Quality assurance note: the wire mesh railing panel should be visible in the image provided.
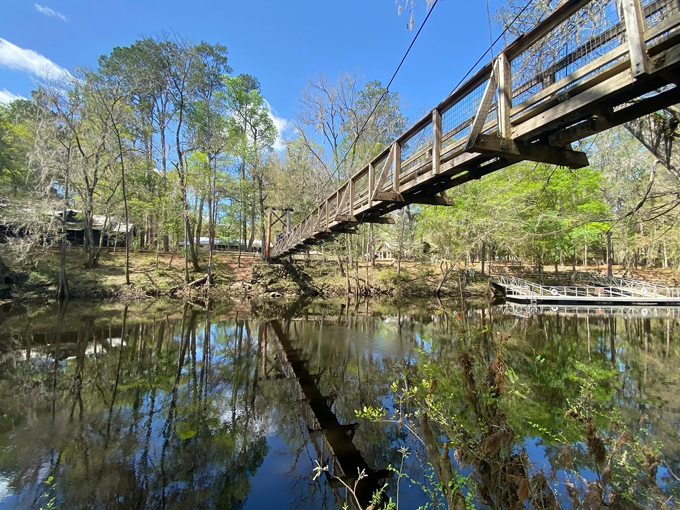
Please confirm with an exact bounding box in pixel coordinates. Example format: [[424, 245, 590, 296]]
[[511, 0, 625, 110], [329, 194, 339, 219], [371, 154, 393, 193], [354, 173, 369, 209], [483, 104, 499, 133], [441, 79, 489, 153], [400, 121, 433, 175], [643, 0, 679, 29], [512, 80, 542, 108]]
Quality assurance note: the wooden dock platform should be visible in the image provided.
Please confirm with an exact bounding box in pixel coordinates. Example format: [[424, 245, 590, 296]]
[[492, 275, 680, 305]]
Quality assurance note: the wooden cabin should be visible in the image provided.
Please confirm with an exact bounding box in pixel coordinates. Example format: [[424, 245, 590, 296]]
[[375, 242, 395, 261]]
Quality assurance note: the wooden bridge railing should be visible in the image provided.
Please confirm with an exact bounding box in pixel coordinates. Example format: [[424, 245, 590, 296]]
[[271, 0, 680, 259]]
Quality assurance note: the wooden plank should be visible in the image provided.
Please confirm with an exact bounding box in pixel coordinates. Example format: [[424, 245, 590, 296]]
[[510, 61, 628, 127], [513, 42, 680, 140], [335, 184, 349, 220], [374, 191, 404, 202], [549, 87, 680, 145], [368, 163, 375, 207], [622, 0, 651, 77], [470, 133, 589, 168], [350, 179, 356, 220], [513, 67, 634, 140], [393, 142, 401, 193], [497, 53, 512, 138], [325, 200, 329, 231], [465, 72, 496, 150], [265, 209, 272, 259], [371, 146, 393, 202], [548, 114, 612, 146], [409, 195, 455, 206], [401, 142, 432, 171], [432, 109, 442, 174], [360, 217, 395, 224]]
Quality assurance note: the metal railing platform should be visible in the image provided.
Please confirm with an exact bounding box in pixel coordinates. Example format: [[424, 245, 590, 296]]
[[492, 275, 680, 305]]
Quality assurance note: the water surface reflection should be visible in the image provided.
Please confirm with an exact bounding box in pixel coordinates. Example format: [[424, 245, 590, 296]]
[[0, 298, 678, 509]]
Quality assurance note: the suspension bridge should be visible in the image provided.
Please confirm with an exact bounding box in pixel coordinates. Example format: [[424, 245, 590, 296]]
[[268, 0, 680, 260]]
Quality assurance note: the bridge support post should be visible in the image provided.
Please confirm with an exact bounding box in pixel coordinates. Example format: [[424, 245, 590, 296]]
[[392, 142, 401, 193], [368, 163, 375, 207], [265, 209, 272, 261], [496, 53, 512, 139], [622, 0, 651, 77], [432, 109, 442, 174]]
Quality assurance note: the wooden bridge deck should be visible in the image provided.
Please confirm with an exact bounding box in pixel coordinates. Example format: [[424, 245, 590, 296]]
[[270, 0, 680, 259]]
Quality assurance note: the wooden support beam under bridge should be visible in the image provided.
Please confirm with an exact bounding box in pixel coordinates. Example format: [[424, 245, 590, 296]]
[[270, 0, 680, 260]]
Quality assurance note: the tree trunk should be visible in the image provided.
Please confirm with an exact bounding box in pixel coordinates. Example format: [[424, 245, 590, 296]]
[[0, 256, 9, 281], [195, 192, 205, 246], [584, 242, 588, 269], [160, 123, 170, 253], [258, 176, 266, 261], [207, 156, 217, 287], [606, 230, 613, 277], [248, 208, 256, 251], [57, 149, 71, 300], [185, 214, 200, 272], [481, 241, 486, 276], [84, 197, 99, 269]]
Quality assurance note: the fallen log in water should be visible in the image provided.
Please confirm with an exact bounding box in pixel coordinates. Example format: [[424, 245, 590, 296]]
[[169, 273, 215, 297]]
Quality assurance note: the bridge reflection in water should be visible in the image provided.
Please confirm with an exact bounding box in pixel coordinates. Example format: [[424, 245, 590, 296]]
[[266, 320, 390, 508]]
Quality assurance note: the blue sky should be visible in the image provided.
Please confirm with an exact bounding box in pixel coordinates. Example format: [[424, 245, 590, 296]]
[[1, 0, 502, 142]]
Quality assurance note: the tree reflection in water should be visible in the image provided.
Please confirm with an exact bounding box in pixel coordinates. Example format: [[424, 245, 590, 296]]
[[0, 299, 678, 509]]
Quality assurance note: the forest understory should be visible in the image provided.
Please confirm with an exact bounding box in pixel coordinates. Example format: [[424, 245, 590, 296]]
[[3, 248, 678, 304]]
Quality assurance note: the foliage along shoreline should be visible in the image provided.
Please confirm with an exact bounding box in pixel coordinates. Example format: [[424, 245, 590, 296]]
[[0, 249, 502, 303]]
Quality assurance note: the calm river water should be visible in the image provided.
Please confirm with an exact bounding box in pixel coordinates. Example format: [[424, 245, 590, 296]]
[[0, 298, 678, 509]]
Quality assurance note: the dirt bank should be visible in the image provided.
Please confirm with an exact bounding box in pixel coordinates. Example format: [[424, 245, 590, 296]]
[[0, 250, 497, 302]]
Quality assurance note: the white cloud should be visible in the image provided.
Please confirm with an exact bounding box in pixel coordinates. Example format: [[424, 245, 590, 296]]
[[34, 3, 67, 21], [0, 38, 72, 83], [265, 100, 293, 152], [0, 89, 26, 104]]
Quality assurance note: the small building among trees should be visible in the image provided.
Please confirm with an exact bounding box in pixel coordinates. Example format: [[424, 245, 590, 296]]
[[375, 242, 395, 262], [59, 210, 134, 247]]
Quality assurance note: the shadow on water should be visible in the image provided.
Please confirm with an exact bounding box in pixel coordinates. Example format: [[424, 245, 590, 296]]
[[0, 296, 679, 509]]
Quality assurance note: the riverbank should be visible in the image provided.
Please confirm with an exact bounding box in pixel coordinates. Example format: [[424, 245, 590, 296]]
[[0, 250, 258, 301], [0, 249, 495, 302], [2, 249, 677, 303]]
